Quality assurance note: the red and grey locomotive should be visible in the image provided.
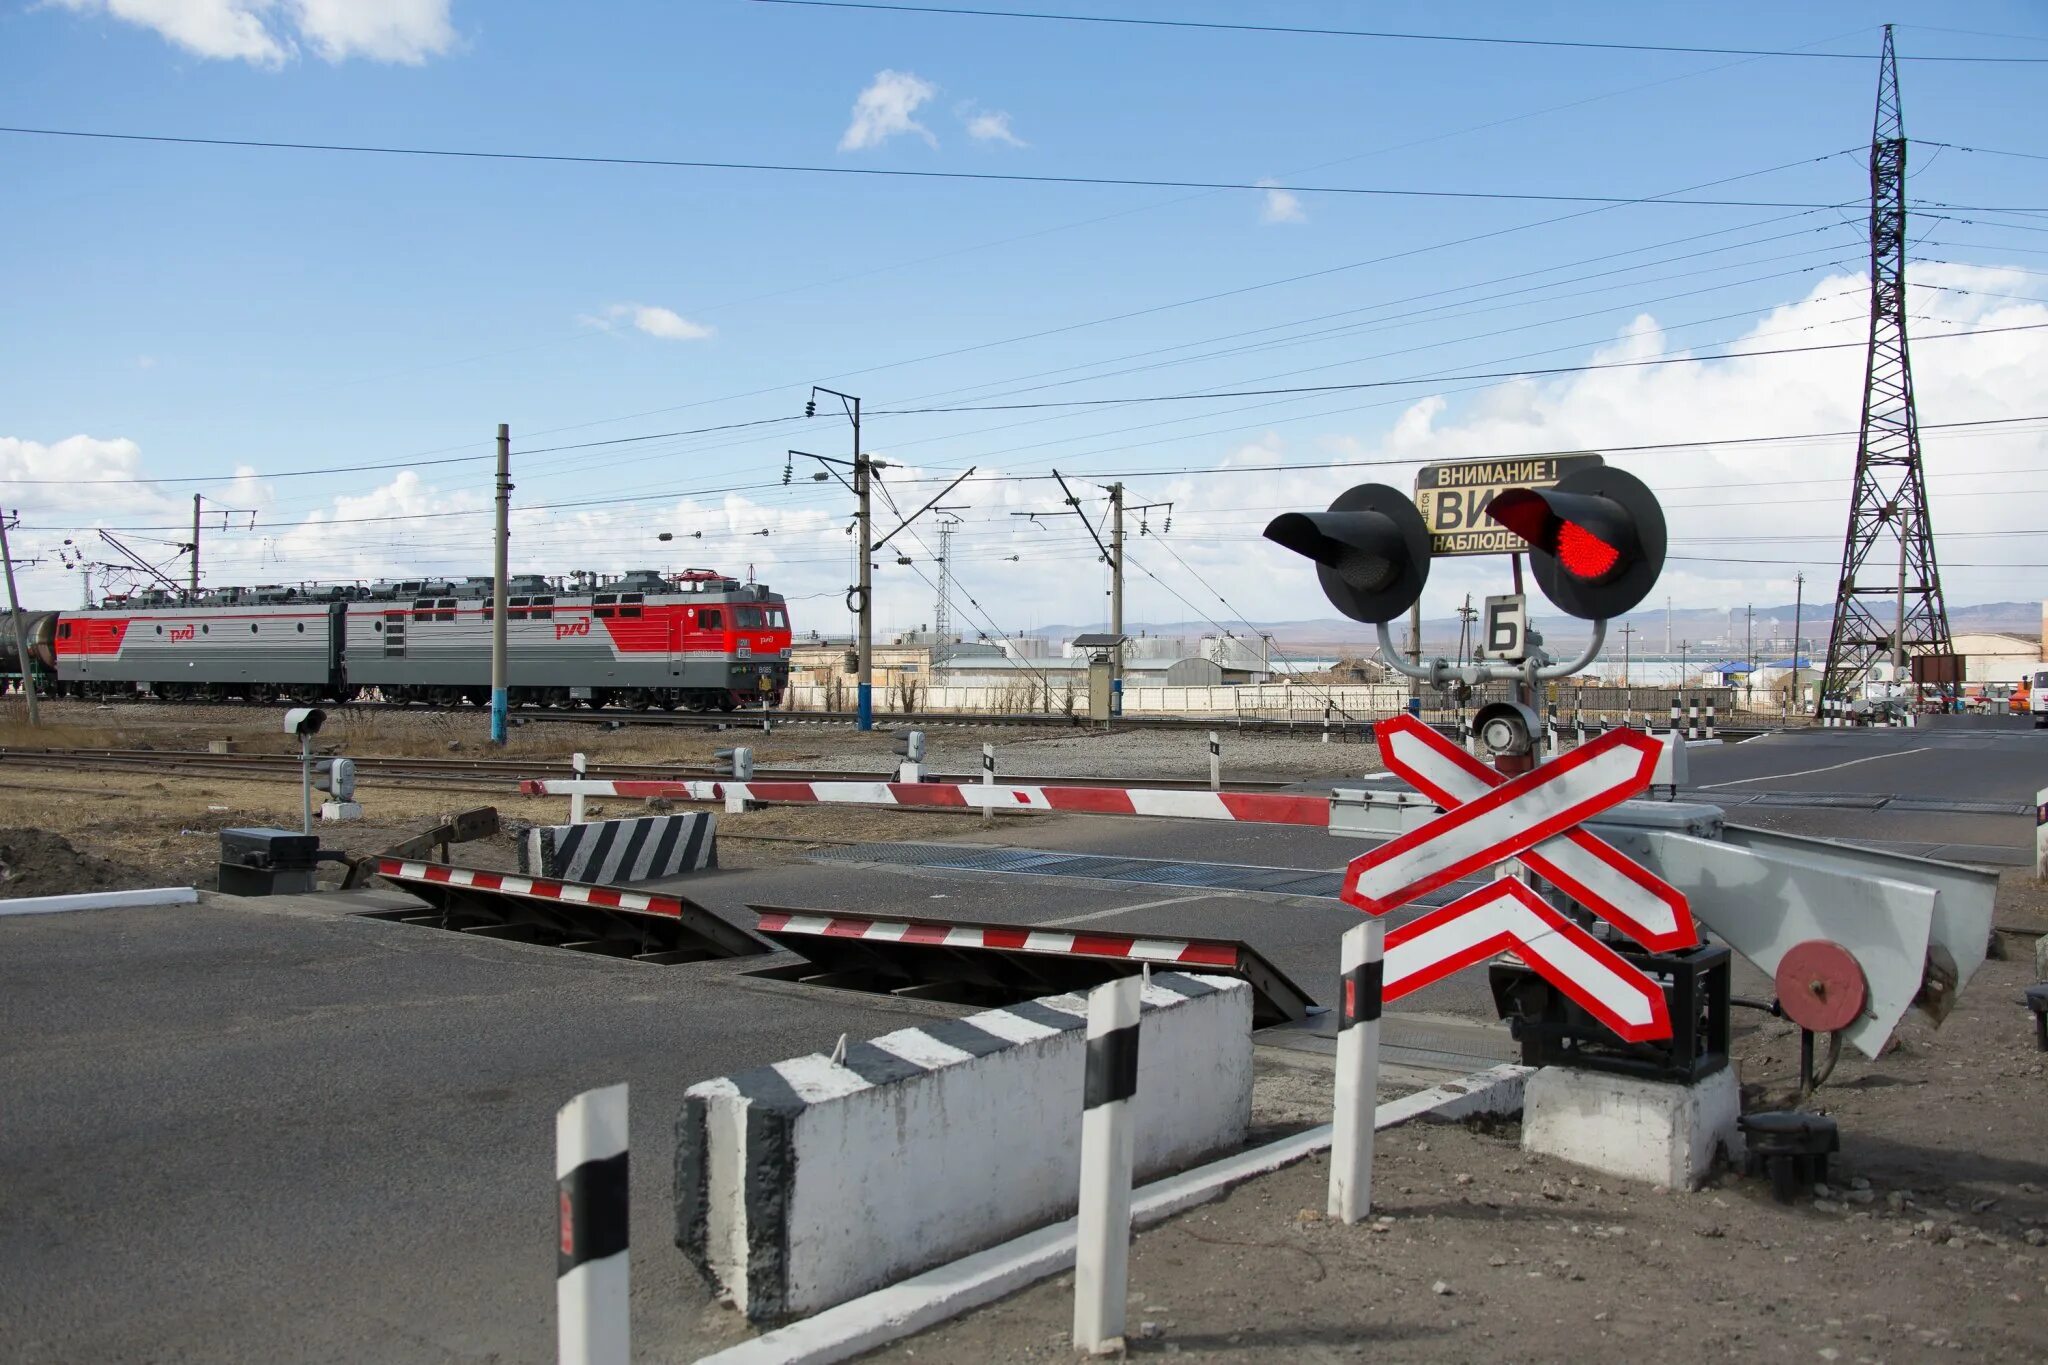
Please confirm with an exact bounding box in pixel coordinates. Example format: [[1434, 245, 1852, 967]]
[[43, 568, 791, 711]]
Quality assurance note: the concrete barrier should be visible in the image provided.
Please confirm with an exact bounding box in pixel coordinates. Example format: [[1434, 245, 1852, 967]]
[[675, 972, 1252, 1321], [519, 812, 716, 884]]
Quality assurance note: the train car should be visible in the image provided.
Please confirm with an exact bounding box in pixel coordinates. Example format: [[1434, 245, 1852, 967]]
[[51, 586, 347, 702], [343, 569, 791, 710]]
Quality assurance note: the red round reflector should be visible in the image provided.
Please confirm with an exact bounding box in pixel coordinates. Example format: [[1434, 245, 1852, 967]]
[[1557, 521, 1621, 579]]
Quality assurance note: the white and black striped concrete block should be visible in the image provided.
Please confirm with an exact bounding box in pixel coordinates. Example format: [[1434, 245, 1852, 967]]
[[674, 972, 1251, 1321], [520, 812, 717, 884]]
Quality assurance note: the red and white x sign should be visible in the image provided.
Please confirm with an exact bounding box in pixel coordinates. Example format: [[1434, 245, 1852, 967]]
[[1351, 715, 1697, 952], [1345, 716, 1692, 1043]]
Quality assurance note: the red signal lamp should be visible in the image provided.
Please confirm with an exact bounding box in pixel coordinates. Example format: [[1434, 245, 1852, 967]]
[[1487, 466, 1666, 620]]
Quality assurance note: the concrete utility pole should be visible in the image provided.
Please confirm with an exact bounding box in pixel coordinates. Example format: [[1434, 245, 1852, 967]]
[[1619, 621, 1635, 688], [1108, 482, 1124, 714], [855, 443, 873, 731], [190, 493, 201, 595], [1792, 571, 1805, 705], [1745, 604, 1755, 706], [491, 423, 511, 746], [810, 388, 871, 729], [1, 509, 40, 726]]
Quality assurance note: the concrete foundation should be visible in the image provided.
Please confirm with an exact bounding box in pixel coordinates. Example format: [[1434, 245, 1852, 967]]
[[1521, 1065, 1741, 1190], [319, 801, 363, 822]]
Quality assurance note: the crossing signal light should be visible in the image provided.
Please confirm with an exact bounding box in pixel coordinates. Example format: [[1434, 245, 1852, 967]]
[[714, 746, 754, 780], [1262, 483, 1431, 625], [1487, 466, 1666, 621], [894, 729, 926, 762], [312, 757, 356, 801]]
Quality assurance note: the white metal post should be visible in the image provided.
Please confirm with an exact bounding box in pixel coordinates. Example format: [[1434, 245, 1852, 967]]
[[1328, 918, 1385, 1223], [1322, 704, 1331, 745], [982, 742, 995, 827], [556, 1082, 629, 1365], [1073, 974, 1142, 1356], [1208, 731, 1220, 791], [299, 732, 314, 836], [569, 752, 588, 825]]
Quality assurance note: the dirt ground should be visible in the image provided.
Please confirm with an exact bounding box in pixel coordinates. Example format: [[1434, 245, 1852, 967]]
[[0, 761, 1017, 894], [875, 905, 2048, 1363]]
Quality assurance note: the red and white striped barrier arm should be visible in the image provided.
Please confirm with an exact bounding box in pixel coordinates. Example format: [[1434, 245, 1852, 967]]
[[753, 910, 1242, 969], [375, 857, 690, 920], [519, 778, 1329, 828]]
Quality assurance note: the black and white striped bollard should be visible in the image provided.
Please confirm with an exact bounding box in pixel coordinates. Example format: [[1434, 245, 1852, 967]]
[[1208, 731, 1220, 791], [1322, 703, 1332, 745], [1668, 696, 1680, 737], [1328, 918, 1386, 1223], [1706, 700, 1717, 741], [1688, 697, 1700, 741], [1073, 973, 1143, 1355], [982, 742, 996, 828], [556, 1083, 629, 1365]]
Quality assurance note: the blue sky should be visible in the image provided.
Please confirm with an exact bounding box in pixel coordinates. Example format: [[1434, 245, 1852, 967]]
[[2, 1, 2044, 644]]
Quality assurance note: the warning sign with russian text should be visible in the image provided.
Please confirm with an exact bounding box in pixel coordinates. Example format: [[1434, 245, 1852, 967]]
[[1413, 453, 1603, 556]]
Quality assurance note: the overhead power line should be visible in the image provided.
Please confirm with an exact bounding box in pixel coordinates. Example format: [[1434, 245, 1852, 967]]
[[870, 320, 2048, 415], [4, 125, 2040, 213], [749, 2, 2048, 62]]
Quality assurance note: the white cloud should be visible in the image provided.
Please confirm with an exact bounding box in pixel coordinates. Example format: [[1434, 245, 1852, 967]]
[[601, 304, 713, 341], [49, 0, 455, 66], [839, 70, 938, 152], [288, 0, 455, 64], [1257, 180, 1305, 225], [961, 107, 1025, 147]]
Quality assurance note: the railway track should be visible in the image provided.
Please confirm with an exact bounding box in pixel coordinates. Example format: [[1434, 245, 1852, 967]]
[[53, 697, 1775, 740]]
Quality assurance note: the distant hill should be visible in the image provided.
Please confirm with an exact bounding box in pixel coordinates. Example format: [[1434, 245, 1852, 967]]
[[1020, 600, 2041, 655]]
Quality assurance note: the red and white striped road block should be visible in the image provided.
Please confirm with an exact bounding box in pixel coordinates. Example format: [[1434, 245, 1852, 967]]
[[1354, 715, 1696, 952], [520, 778, 1331, 828], [752, 910, 1241, 970], [376, 857, 693, 920]]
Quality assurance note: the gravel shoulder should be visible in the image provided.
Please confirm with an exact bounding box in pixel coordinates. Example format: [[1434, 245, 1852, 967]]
[[870, 928, 2048, 1363]]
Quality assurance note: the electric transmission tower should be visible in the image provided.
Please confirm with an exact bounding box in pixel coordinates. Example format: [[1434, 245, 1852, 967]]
[[933, 508, 965, 645], [1818, 24, 1952, 709]]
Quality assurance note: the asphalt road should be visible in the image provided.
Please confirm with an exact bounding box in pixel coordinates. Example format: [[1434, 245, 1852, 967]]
[[0, 893, 968, 1363], [3, 717, 2034, 1362]]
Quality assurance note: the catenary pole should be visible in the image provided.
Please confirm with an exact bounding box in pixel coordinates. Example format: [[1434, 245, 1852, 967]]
[[1109, 482, 1123, 716], [1, 510, 39, 726], [491, 423, 511, 746]]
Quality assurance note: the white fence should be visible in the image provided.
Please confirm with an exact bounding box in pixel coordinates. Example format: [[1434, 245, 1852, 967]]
[[785, 681, 1411, 719]]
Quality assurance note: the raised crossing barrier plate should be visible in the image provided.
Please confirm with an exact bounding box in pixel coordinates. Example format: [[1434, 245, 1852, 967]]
[[752, 907, 1314, 1027]]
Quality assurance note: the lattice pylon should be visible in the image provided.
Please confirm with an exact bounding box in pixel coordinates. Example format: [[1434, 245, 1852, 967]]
[[1818, 23, 1953, 711]]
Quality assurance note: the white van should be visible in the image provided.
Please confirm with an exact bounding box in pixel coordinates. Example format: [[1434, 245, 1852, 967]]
[[2033, 669, 2048, 729]]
